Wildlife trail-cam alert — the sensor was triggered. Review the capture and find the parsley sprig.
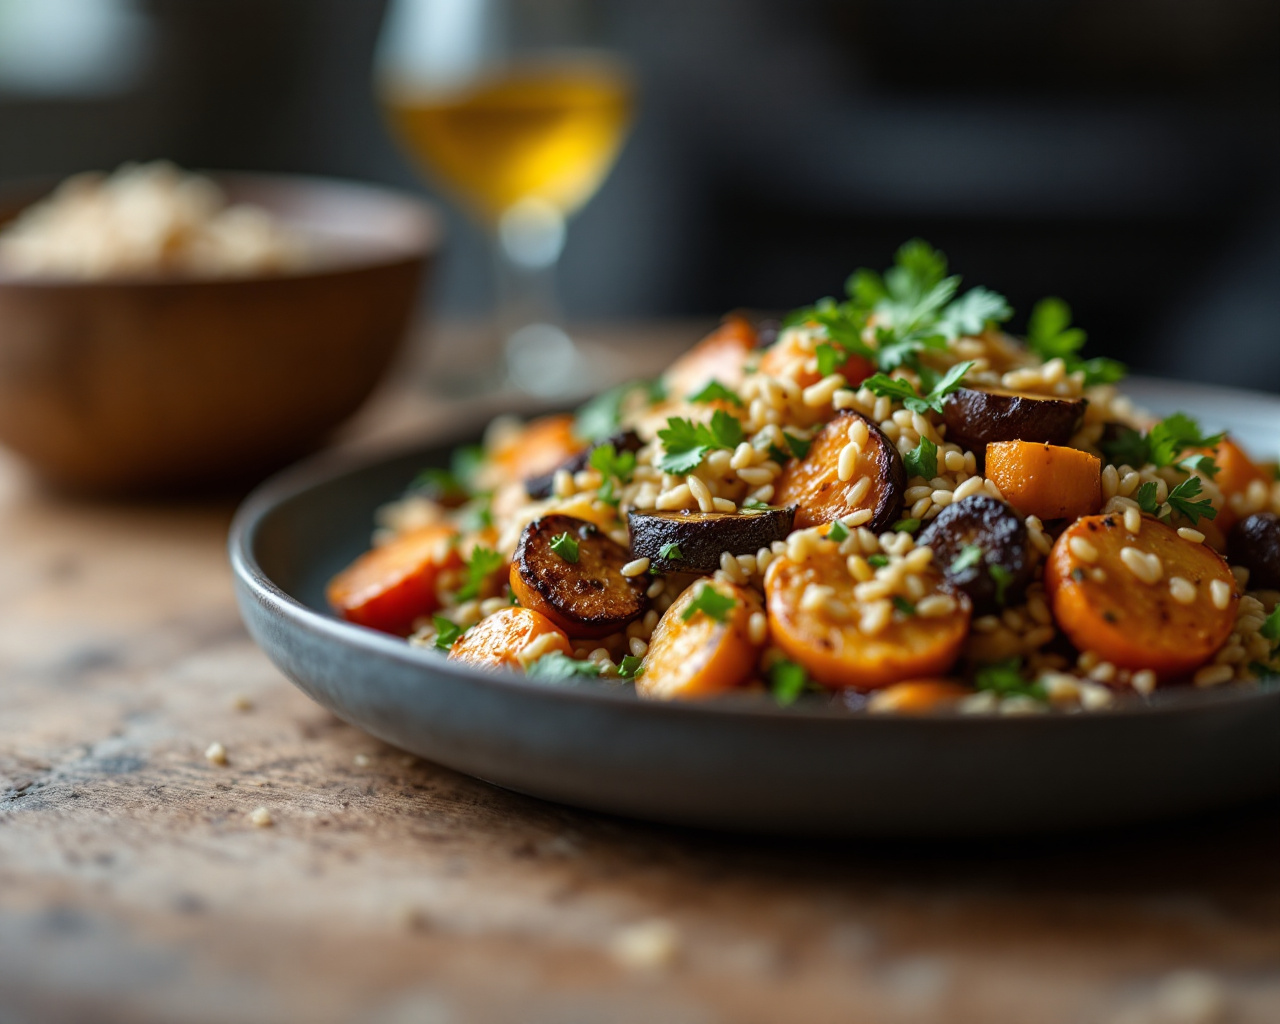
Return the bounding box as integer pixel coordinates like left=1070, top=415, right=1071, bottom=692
left=688, top=379, right=743, bottom=406
left=589, top=441, right=636, bottom=506
left=432, top=615, right=463, bottom=651
left=526, top=652, right=601, bottom=682
left=1100, top=413, right=1224, bottom=470
left=769, top=658, right=818, bottom=706
left=456, top=546, right=505, bottom=601
left=1166, top=477, right=1217, bottom=525
left=549, top=532, right=579, bottom=563
left=680, top=584, right=737, bottom=623
left=974, top=657, right=1046, bottom=701
left=903, top=436, right=938, bottom=480
left=658, top=411, right=744, bottom=473
left=862, top=360, right=974, bottom=416
left=1025, top=298, right=1126, bottom=387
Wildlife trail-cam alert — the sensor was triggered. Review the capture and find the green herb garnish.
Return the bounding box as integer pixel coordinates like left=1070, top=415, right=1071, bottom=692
left=950, top=544, right=983, bottom=573
left=769, top=658, right=814, bottom=707
left=893, top=518, right=921, bottom=533
left=892, top=596, right=916, bottom=616
left=432, top=615, right=463, bottom=651
left=741, top=500, right=774, bottom=511
left=658, top=542, right=684, bottom=561
left=1261, top=606, right=1280, bottom=644
left=1166, top=476, right=1217, bottom=525
left=1179, top=454, right=1221, bottom=480
left=657, top=411, right=744, bottom=473
left=1135, top=481, right=1160, bottom=515
left=575, top=380, right=661, bottom=441
left=456, top=546, right=505, bottom=601
left=903, top=435, right=938, bottom=480
left=828, top=520, right=850, bottom=542
left=1104, top=413, right=1224, bottom=470
left=680, top=584, right=737, bottom=623
left=989, top=563, right=1014, bottom=605
left=863, top=360, right=975, bottom=416
left=867, top=553, right=890, bottom=567
left=1025, top=297, right=1125, bottom=387
left=618, top=654, right=645, bottom=679
left=549, top=532, right=580, bottom=563
left=688, top=379, right=744, bottom=406
left=784, top=432, right=812, bottom=460
left=815, top=342, right=842, bottom=378
left=974, top=657, right=1046, bottom=700
left=526, top=652, right=601, bottom=681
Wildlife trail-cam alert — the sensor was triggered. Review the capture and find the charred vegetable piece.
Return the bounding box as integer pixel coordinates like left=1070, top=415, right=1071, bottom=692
left=489, top=414, right=585, bottom=486
left=664, top=316, right=756, bottom=400
left=1045, top=514, right=1238, bottom=678
left=628, top=506, right=796, bottom=574
left=986, top=441, right=1102, bottom=521
left=327, top=525, right=460, bottom=635
left=510, top=514, right=647, bottom=638
left=942, top=388, right=1086, bottom=458
left=448, top=607, right=572, bottom=669
left=773, top=411, right=905, bottom=530
left=1229, top=512, right=1280, bottom=590
left=638, top=579, right=764, bottom=699
left=524, top=430, right=643, bottom=499
left=763, top=543, right=971, bottom=690
left=917, top=495, right=1031, bottom=613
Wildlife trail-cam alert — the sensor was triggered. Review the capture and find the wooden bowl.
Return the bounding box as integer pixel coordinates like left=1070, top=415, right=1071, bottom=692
left=0, top=173, right=439, bottom=493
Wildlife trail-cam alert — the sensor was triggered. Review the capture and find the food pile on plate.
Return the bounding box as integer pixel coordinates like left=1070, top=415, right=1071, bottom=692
left=0, top=161, right=310, bottom=279
left=329, top=241, right=1280, bottom=713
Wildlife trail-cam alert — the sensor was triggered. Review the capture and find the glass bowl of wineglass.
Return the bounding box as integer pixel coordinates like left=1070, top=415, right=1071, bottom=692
left=376, top=0, right=634, bottom=396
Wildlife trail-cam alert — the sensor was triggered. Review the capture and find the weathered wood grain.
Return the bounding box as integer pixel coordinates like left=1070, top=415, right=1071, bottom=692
left=1, top=326, right=1279, bottom=1024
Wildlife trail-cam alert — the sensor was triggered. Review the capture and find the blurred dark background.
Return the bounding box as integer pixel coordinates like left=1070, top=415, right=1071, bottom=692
left=1, top=0, right=1277, bottom=386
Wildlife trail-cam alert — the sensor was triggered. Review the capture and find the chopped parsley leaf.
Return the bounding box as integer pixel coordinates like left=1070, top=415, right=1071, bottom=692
left=680, top=584, right=737, bottom=623
left=893, top=518, right=921, bottom=533
left=688, top=379, right=744, bottom=406
left=1135, top=481, right=1160, bottom=515
left=892, top=595, right=916, bottom=616
left=432, top=615, right=463, bottom=651
left=526, top=652, right=601, bottom=682
left=974, top=657, right=1045, bottom=700
left=1179, top=454, right=1221, bottom=481
left=617, top=654, right=645, bottom=679
left=903, top=435, right=938, bottom=480
left=1260, top=606, right=1280, bottom=644
left=741, top=500, right=773, bottom=511
left=658, top=542, right=684, bottom=561
left=1100, top=414, right=1223, bottom=470
left=815, top=343, right=842, bottom=378
left=867, top=553, right=890, bottom=567
left=589, top=442, right=636, bottom=484
left=456, top=546, right=504, bottom=601
left=769, top=658, right=814, bottom=706
left=828, top=520, right=850, bottom=543
left=549, top=532, right=580, bottom=563
left=950, top=544, right=983, bottom=573
left=1100, top=425, right=1151, bottom=468
left=784, top=432, right=812, bottom=460
left=575, top=380, right=661, bottom=441
left=408, top=467, right=468, bottom=504
left=657, top=411, right=744, bottom=473
left=1025, top=297, right=1126, bottom=387
left=1166, top=476, right=1217, bottom=525
left=863, top=360, right=974, bottom=416
left=989, top=563, right=1014, bottom=605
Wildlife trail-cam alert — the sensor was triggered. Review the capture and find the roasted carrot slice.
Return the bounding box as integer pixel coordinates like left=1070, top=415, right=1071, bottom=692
left=637, top=579, right=764, bottom=699
left=663, top=316, right=757, bottom=399
left=773, top=410, right=906, bottom=530
left=448, top=607, right=572, bottom=670
left=489, top=413, right=585, bottom=485
left=867, top=679, right=970, bottom=714
left=1045, top=514, right=1238, bottom=678
left=763, top=544, right=971, bottom=690
left=327, top=525, right=460, bottom=635
left=1198, top=436, right=1266, bottom=533
left=510, top=514, right=647, bottom=638
left=758, top=328, right=874, bottom=388
left=985, top=440, right=1102, bottom=520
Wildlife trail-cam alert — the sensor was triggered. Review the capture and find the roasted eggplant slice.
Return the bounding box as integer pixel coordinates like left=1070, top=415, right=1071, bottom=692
left=1228, top=512, right=1280, bottom=590
left=628, top=506, right=796, bottom=574
left=510, top=514, right=647, bottom=638
left=942, top=388, right=1086, bottom=458
left=917, top=495, right=1032, bottom=613
left=773, top=411, right=905, bottom=530
left=524, top=430, right=644, bottom=499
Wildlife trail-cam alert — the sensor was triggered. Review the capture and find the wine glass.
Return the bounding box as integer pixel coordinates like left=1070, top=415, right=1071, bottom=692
left=375, top=0, right=634, bottom=396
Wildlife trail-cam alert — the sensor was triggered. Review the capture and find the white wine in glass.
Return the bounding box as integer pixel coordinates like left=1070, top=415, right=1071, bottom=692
left=376, top=0, right=634, bottom=395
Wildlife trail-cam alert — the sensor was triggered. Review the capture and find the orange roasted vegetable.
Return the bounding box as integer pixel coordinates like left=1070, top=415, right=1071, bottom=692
left=327, top=525, right=460, bottom=635
left=489, top=414, right=585, bottom=485
left=448, top=607, right=572, bottom=669
left=759, top=328, right=874, bottom=389
left=663, top=316, right=756, bottom=400
left=1045, top=514, right=1238, bottom=678
left=867, top=679, right=970, bottom=714
left=638, top=579, right=764, bottom=699
left=1199, top=436, right=1267, bottom=533
left=985, top=440, right=1101, bottom=520
left=763, top=543, right=971, bottom=690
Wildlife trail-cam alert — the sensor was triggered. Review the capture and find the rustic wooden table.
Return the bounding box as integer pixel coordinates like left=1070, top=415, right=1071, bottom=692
left=2, top=324, right=1278, bottom=1024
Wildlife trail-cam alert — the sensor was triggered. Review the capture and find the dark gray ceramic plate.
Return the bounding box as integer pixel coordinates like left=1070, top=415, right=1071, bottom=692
left=229, top=379, right=1280, bottom=837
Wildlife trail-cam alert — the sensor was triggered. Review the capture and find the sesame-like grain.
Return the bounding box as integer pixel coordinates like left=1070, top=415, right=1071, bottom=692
left=1123, top=507, right=1142, bottom=535
left=748, top=611, right=768, bottom=645
left=1120, top=546, right=1162, bottom=584
left=1210, top=578, right=1232, bottom=610
left=1177, top=527, right=1205, bottom=544
left=1169, top=576, right=1196, bottom=605
left=622, top=557, right=650, bottom=577
left=1068, top=536, right=1099, bottom=563
left=1193, top=663, right=1233, bottom=688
